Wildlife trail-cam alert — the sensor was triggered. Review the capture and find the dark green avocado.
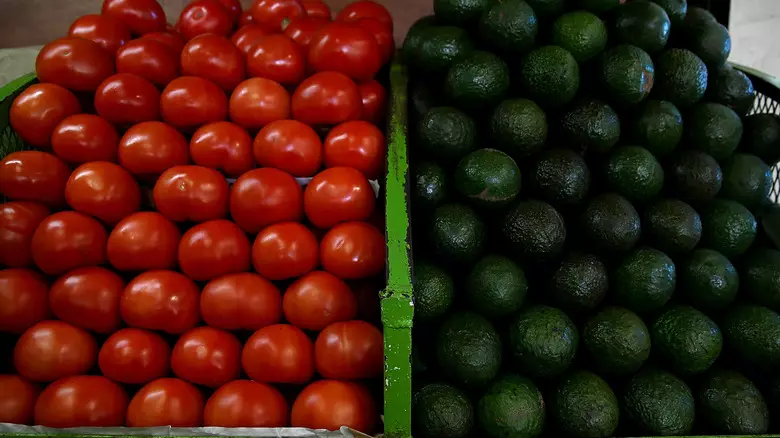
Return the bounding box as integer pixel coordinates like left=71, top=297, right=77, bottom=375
left=614, top=247, right=676, bottom=313
left=412, top=161, right=450, bottom=212
left=476, top=374, right=545, bottom=438
left=742, top=249, right=780, bottom=311
left=413, top=382, right=474, bottom=438
left=741, top=113, right=780, bottom=165
left=612, top=0, right=671, bottom=53
left=599, top=45, right=655, bottom=106
left=526, top=149, right=591, bottom=209
left=643, top=198, right=702, bottom=254
left=650, top=0, right=688, bottom=26
left=490, top=98, right=548, bottom=159
left=519, top=45, right=580, bottom=108
left=719, top=153, right=772, bottom=210
left=417, top=107, right=477, bottom=162
left=508, top=305, right=579, bottom=378
left=604, top=145, right=664, bottom=203
left=429, top=203, right=486, bottom=264
left=550, top=371, right=619, bottom=438
left=723, top=304, right=780, bottom=370
left=550, top=253, right=608, bottom=313
left=502, top=200, right=567, bottom=261
left=478, top=0, right=538, bottom=54
left=436, top=312, right=502, bottom=388
left=706, top=64, right=756, bottom=116
left=652, top=305, right=722, bottom=375
left=445, top=51, right=510, bottom=110
left=679, top=248, right=738, bottom=310
left=454, top=148, right=522, bottom=208
left=561, top=99, right=621, bottom=153
left=700, top=199, right=757, bottom=257
left=665, top=150, right=723, bottom=204
left=685, top=102, right=743, bottom=161
left=466, top=255, right=528, bottom=318
left=697, top=370, right=769, bottom=434
left=583, top=306, right=651, bottom=375
left=631, top=100, right=683, bottom=157
left=653, top=48, right=708, bottom=108
left=581, top=193, right=642, bottom=253
left=551, top=11, right=608, bottom=62
left=413, top=261, right=455, bottom=322
left=623, top=369, right=695, bottom=436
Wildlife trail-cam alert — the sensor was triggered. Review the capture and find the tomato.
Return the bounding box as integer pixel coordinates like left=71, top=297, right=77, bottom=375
left=204, top=380, right=287, bottom=427
left=181, top=34, right=245, bottom=91
left=0, top=269, right=49, bottom=334
left=171, top=327, right=241, bottom=388
left=51, top=114, right=119, bottom=164
left=304, top=167, right=375, bottom=229
left=140, top=30, right=186, bottom=54
left=303, top=1, right=330, bottom=20
left=118, top=121, right=190, bottom=179
left=102, top=0, right=167, bottom=35
left=9, top=83, right=81, bottom=148
left=161, top=76, right=229, bottom=132
left=323, top=120, right=385, bottom=179
left=253, top=120, right=322, bottom=177
left=354, top=17, right=394, bottom=66
left=283, top=271, right=357, bottom=331
left=229, top=78, right=290, bottom=130
left=200, top=273, right=282, bottom=330
left=292, top=71, right=361, bottom=125
left=179, top=220, right=251, bottom=281
left=0, top=203, right=50, bottom=269
left=334, top=0, right=392, bottom=29
left=36, top=37, right=115, bottom=92
left=314, top=320, right=383, bottom=379
left=107, top=212, right=180, bottom=271
left=68, top=14, right=130, bottom=55
left=190, top=121, right=254, bottom=177
left=308, top=22, right=382, bottom=82
left=242, top=324, right=314, bottom=384
left=291, top=380, right=376, bottom=433
left=178, top=0, right=234, bottom=40
left=49, top=267, right=124, bottom=334
left=126, top=378, right=204, bottom=427
left=247, top=34, right=305, bottom=86
left=251, top=222, right=318, bottom=280
left=31, top=212, right=107, bottom=276
left=98, top=328, right=170, bottom=384
left=94, top=73, right=160, bottom=125
left=0, top=375, right=39, bottom=425
left=230, top=168, right=304, bottom=233
left=283, top=16, right=328, bottom=49
left=358, top=80, right=387, bottom=125
left=251, top=0, right=305, bottom=33
left=239, top=10, right=254, bottom=26
left=231, top=24, right=267, bottom=55
left=321, top=221, right=384, bottom=279
left=34, top=375, right=127, bottom=427
left=116, top=38, right=180, bottom=86
left=14, top=320, right=97, bottom=382
left=65, top=162, right=141, bottom=225
left=120, top=270, right=200, bottom=334
left=218, top=0, right=243, bottom=23
left=153, top=165, right=229, bottom=223
left=0, top=151, right=70, bottom=208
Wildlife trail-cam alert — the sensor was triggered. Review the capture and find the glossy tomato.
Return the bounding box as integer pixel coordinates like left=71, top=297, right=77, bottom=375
left=34, top=375, right=127, bottom=428
left=102, top=0, right=167, bottom=35
left=230, top=24, right=267, bottom=55
left=303, top=1, right=330, bottom=19
left=292, top=71, right=361, bottom=125
left=283, top=16, right=328, bottom=49
left=107, top=212, right=181, bottom=271
left=229, top=78, right=290, bottom=130
left=0, top=375, right=39, bottom=425
left=118, top=121, right=190, bottom=179
left=242, top=324, right=314, bottom=384
left=94, top=73, right=161, bottom=125
left=120, top=270, right=200, bottom=334
left=314, top=320, right=383, bottom=379
left=14, top=320, right=97, bottom=382
left=253, top=119, right=322, bottom=177
left=116, top=38, right=180, bottom=86
left=140, top=30, right=186, bottom=54
left=321, top=221, right=385, bottom=279
left=251, top=222, right=318, bottom=280
left=49, top=267, right=124, bottom=334
left=323, top=120, right=385, bottom=179
left=251, top=0, right=305, bottom=33
left=126, top=378, right=204, bottom=427
left=153, top=165, right=229, bottom=223
left=291, top=380, right=376, bottom=433
left=239, top=9, right=254, bottom=26
left=98, top=328, right=171, bottom=384
left=65, top=162, right=141, bottom=225
left=9, top=83, right=81, bottom=147
left=161, top=76, right=229, bottom=131
left=0, top=151, right=69, bottom=208
left=181, top=34, right=245, bottom=91
left=178, top=0, right=234, bottom=40
left=31, top=211, right=107, bottom=276
left=308, top=22, right=382, bottom=82
left=204, top=380, right=287, bottom=427
left=171, top=327, right=241, bottom=388
left=190, top=121, right=254, bottom=177
left=200, top=273, right=282, bottom=331
left=68, top=14, right=130, bottom=55
left=358, top=80, right=387, bottom=125
left=247, top=34, right=305, bottom=86
left=283, top=271, right=357, bottom=331
left=0, top=269, right=49, bottom=334
left=335, top=0, right=392, bottom=29
left=0, top=203, right=50, bottom=268
left=178, top=220, right=251, bottom=281
left=304, top=167, right=375, bottom=229
left=218, top=0, right=243, bottom=22
left=354, top=17, right=394, bottom=65
left=36, top=37, right=115, bottom=92
left=230, top=168, right=303, bottom=233
left=51, top=114, right=119, bottom=164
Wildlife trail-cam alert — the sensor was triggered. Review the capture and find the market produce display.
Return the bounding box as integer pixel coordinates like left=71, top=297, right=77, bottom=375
left=0, top=0, right=392, bottom=433
left=406, top=0, right=780, bottom=437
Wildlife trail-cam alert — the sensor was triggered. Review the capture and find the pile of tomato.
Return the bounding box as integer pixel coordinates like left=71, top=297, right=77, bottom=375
left=0, top=0, right=393, bottom=434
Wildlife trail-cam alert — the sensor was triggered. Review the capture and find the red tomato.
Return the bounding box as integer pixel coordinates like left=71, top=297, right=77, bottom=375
left=251, top=0, right=305, bottom=33
left=239, top=10, right=255, bottom=26
left=94, top=73, right=160, bottom=125
left=283, top=271, right=357, bottom=331
left=247, top=34, right=305, bottom=86
left=9, top=83, right=81, bottom=148
left=98, top=328, right=171, bottom=384
left=65, top=162, right=141, bottom=225
left=200, top=273, right=282, bottom=331
left=0, top=375, right=39, bottom=425
left=323, top=120, right=385, bottom=179
left=179, top=220, right=251, bottom=281
left=231, top=24, right=267, bottom=55
left=354, top=17, right=394, bottom=66
left=120, top=270, right=199, bottom=334
left=292, top=71, right=361, bottom=125
left=31, top=212, right=107, bottom=276
left=140, top=30, right=186, bottom=54
left=291, top=380, right=376, bottom=433
left=102, top=0, right=167, bottom=35
left=51, top=114, right=119, bottom=164
left=190, top=121, right=254, bottom=177
left=118, top=121, right=190, bottom=179
left=0, top=269, right=50, bottom=334
left=161, top=76, right=229, bottom=131
left=34, top=375, right=127, bottom=427
left=116, top=38, right=180, bottom=86
left=242, top=324, right=314, bottom=384
left=178, top=0, right=234, bottom=40
left=0, top=151, right=70, bottom=208
left=229, top=78, right=290, bottom=130
left=308, top=22, right=382, bottom=82
left=107, top=212, right=181, bottom=272
left=0, top=203, right=50, bottom=269
left=303, top=1, right=330, bottom=19
left=304, top=167, right=375, bottom=229
left=218, top=0, right=243, bottom=23
left=251, top=222, right=318, bottom=280
left=68, top=14, right=131, bottom=55
left=126, top=378, right=204, bottom=427
left=204, top=380, right=287, bottom=427
left=181, top=34, right=245, bottom=91
left=49, top=267, right=124, bottom=334
left=230, top=168, right=304, bottom=234
left=314, top=320, right=383, bottom=379
left=14, top=320, right=97, bottom=382
left=253, top=120, right=322, bottom=177
left=153, top=165, right=229, bottom=223
left=335, top=0, right=392, bottom=29
left=321, top=221, right=384, bottom=279
left=36, top=37, right=115, bottom=92
left=171, top=327, right=241, bottom=388
left=283, top=16, right=329, bottom=49
left=358, top=80, right=386, bottom=125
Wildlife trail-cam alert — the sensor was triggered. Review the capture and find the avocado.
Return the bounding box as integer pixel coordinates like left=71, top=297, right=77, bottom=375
left=604, top=145, right=665, bottom=203
left=410, top=80, right=444, bottom=122
left=490, top=99, right=548, bottom=159
left=651, top=305, right=722, bottom=375
left=551, top=11, right=608, bottom=62
left=679, top=248, right=739, bottom=310
left=527, top=0, right=566, bottom=18
left=466, top=255, right=528, bottom=318
left=653, top=48, right=708, bottom=107
left=683, top=6, right=716, bottom=27
left=720, top=153, right=772, bottom=210
left=697, top=370, right=769, bottom=434
left=560, top=99, right=621, bottom=153
left=612, top=1, right=671, bottom=53
left=429, top=203, right=486, bottom=264
left=433, top=0, right=490, bottom=27
left=519, top=46, right=580, bottom=108
left=580, top=0, right=623, bottom=15
left=631, top=100, right=683, bottom=157
left=583, top=306, right=651, bottom=375
left=614, top=247, right=677, bottom=313
left=623, top=369, right=695, bottom=435
left=527, top=149, right=591, bottom=209
left=508, top=305, right=579, bottom=378
left=550, top=253, right=609, bottom=312
left=741, top=113, right=780, bottom=165
left=723, top=304, right=780, bottom=369
left=686, top=102, right=743, bottom=161
left=644, top=198, right=702, bottom=254
left=413, top=382, right=474, bottom=438
left=581, top=193, right=642, bottom=253
left=599, top=45, right=655, bottom=106
left=700, top=199, right=757, bottom=257
left=681, top=21, right=731, bottom=67
left=666, top=150, right=723, bottom=204
left=502, top=200, right=567, bottom=261
left=705, top=64, right=756, bottom=116
left=402, top=15, right=437, bottom=65
left=476, top=374, right=545, bottom=438
left=478, top=0, right=538, bottom=54
left=412, top=161, right=450, bottom=212
left=436, top=312, right=502, bottom=388
left=455, top=149, right=522, bottom=208
left=418, top=107, right=477, bottom=162
left=413, top=261, right=455, bottom=322
left=650, top=0, right=688, bottom=26
left=445, top=51, right=510, bottom=110
left=743, top=249, right=780, bottom=310
left=550, top=371, right=619, bottom=438
left=410, top=26, right=473, bottom=75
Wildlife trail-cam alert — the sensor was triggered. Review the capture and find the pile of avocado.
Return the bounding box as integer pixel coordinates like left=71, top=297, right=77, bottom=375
left=405, top=0, right=780, bottom=437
